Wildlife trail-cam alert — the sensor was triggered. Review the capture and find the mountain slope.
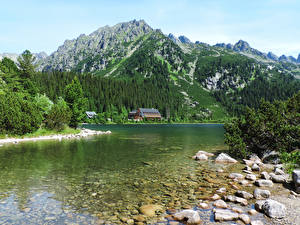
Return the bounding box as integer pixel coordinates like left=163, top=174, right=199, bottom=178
left=36, top=20, right=300, bottom=118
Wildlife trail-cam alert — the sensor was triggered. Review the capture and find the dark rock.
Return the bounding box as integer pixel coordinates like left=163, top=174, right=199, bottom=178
left=292, top=169, right=300, bottom=193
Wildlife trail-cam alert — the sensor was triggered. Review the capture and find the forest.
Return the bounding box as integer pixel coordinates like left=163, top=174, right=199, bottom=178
left=1, top=49, right=300, bottom=136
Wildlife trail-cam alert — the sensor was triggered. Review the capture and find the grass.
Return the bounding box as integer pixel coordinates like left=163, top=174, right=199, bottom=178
left=0, top=127, right=80, bottom=139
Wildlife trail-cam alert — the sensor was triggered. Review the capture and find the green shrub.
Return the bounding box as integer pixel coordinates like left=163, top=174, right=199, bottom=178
left=0, top=93, right=42, bottom=135
left=45, top=97, right=71, bottom=131
left=225, top=92, right=300, bottom=158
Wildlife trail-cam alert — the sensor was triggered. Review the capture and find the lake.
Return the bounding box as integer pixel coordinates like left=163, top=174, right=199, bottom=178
left=0, top=124, right=225, bottom=224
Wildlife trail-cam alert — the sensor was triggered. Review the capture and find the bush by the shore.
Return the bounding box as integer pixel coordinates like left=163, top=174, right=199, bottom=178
left=224, top=92, right=300, bottom=164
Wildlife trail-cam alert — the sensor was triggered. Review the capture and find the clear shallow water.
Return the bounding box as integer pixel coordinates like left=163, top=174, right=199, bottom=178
left=0, top=124, right=225, bottom=224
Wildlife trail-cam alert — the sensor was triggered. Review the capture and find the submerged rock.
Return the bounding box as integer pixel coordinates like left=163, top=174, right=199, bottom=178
left=139, top=204, right=163, bottom=217
left=173, top=210, right=202, bottom=224
left=215, top=153, right=237, bottom=163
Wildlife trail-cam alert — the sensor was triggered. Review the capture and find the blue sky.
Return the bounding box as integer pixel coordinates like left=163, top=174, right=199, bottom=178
left=1, top=0, right=299, bottom=57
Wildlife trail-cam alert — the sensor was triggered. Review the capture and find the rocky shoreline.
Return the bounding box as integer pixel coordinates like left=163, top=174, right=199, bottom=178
left=161, top=151, right=300, bottom=225
left=123, top=151, right=299, bottom=225
left=0, top=128, right=111, bottom=145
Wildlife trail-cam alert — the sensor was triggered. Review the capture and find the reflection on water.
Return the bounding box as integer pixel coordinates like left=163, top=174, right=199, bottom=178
left=0, top=124, right=225, bottom=224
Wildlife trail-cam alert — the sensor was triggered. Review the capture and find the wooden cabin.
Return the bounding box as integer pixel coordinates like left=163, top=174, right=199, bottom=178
left=130, top=108, right=161, bottom=121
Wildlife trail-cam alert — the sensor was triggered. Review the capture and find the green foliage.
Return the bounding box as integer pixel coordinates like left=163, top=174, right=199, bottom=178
left=64, top=76, right=87, bottom=128
left=17, top=50, right=36, bottom=79
left=280, top=150, right=300, bottom=173
left=225, top=92, right=300, bottom=158
left=0, top=92, right=42, bottom=135
left=34, top=93, right=53, bottom=119
left=45, top=97, right=71, bottom=131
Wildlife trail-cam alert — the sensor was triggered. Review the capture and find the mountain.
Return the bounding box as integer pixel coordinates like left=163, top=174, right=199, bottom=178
left=39, top=20, right=153, bottom=72
left=11, top=19, right=300, bottom=118
left=0, top=52, right=48, bottom=64
left=214, top=40, right=300, bottom=66
left=178, top=35, right=191, bottom=44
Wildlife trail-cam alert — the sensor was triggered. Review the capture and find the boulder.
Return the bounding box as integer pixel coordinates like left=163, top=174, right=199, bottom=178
left=245, top=174, right=257, bottom=181
left=269, top=173, right=286, bottom=183
left=214, top=209, right=239, bottom=221
left=173, top=210, right=202, bottom=224
left=223, top=195, right=248, bottom=206
left=260, top=171, right=270, bottom=180
left=215, top=153, right=237, bottom=163
left=292, top=169, right=300, bottom=193
left=253, top=188, right=271, bottom=199
left=261, top=199, right=286, bottom=218
left=194, top=150, right=214, bottom=157
left=255, top=179, right=273, bottom=187
left=239, top=214, right=251, bottom=224
left=228, top=173, right=244, bottom=180
left=235, top=190, right=253, bottom=199
left=139, top=204, right=163, bottom=217
left=213, top=200, right=228, bottom=209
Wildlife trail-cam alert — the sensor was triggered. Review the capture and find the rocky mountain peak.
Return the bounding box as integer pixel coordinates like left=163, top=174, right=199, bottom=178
left=267, top=52, right=278, bottom=61
left=297, top=53, right=300, bottom=63
left=233, top=40, right=251, bottom=52
left=178, top=35, right=191, bottom=44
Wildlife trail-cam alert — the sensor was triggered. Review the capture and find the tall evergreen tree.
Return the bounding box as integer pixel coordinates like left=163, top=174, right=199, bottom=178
left=64, top=76, right=87, bottom=128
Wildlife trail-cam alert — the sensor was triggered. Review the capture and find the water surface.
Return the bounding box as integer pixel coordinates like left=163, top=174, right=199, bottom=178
left=0, top=124, right=225, bottom=224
